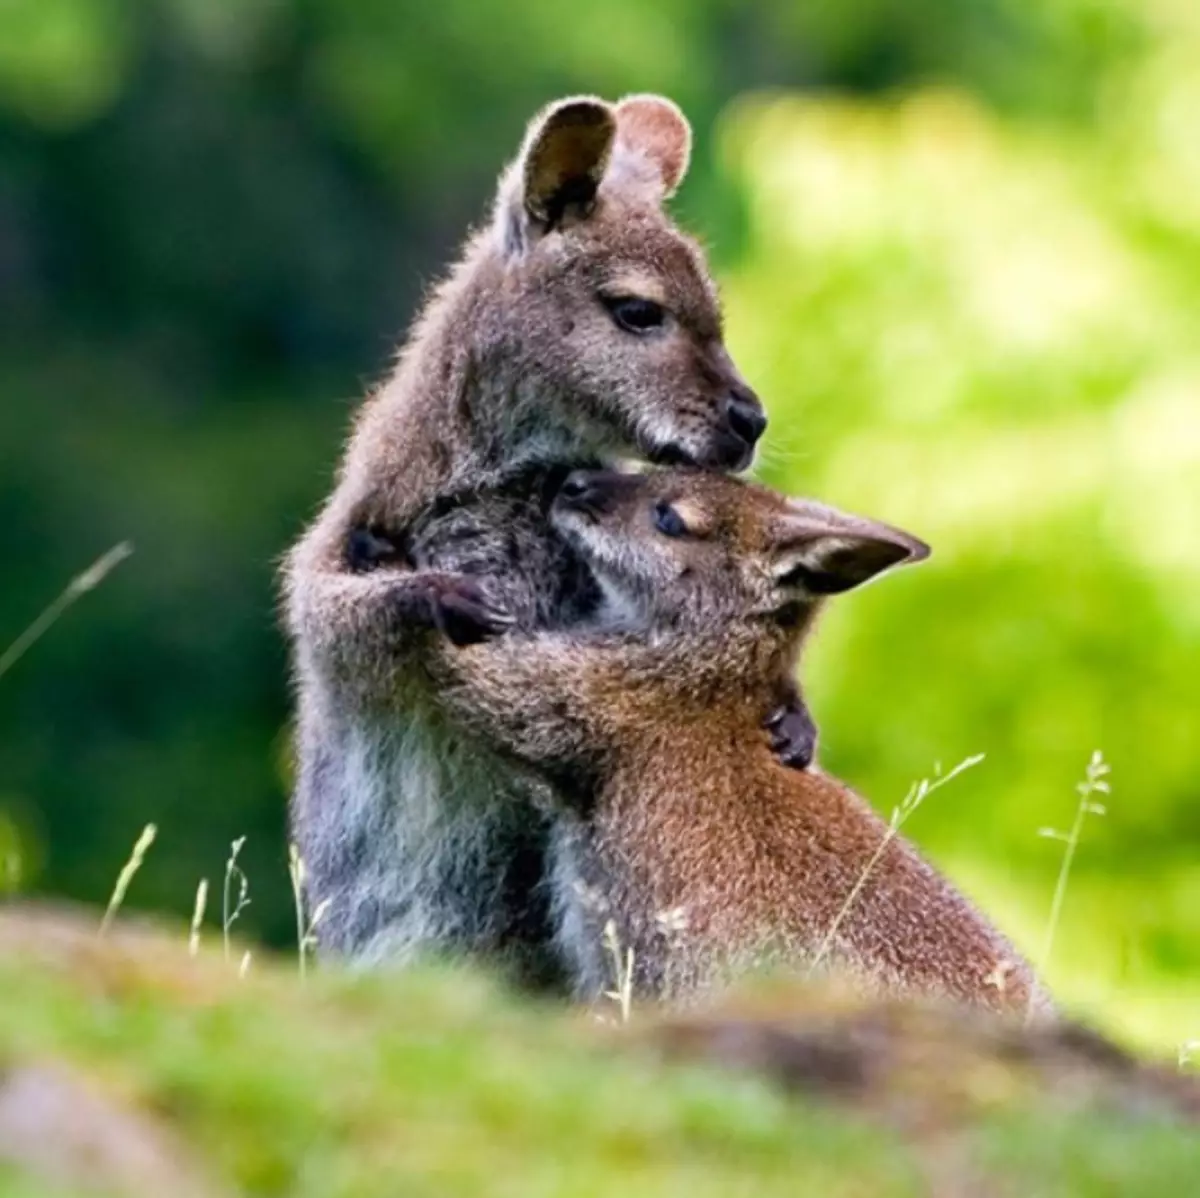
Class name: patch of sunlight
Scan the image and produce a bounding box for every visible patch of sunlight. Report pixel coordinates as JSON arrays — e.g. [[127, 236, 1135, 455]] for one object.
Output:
[[1068, 979, 1200, 1057], [960, 217, 1135, 353], [1141, 0, 1200, 39], [0, 0, 136, 129], [816, 370, 1200, 581], [1114, 47, 1200, 224], [1104, 375, 1200, 600], [723, 90, 1152, 355]]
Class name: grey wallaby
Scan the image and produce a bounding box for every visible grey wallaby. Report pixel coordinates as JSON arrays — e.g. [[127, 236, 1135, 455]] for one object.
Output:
[[282, 95, 812, 985]]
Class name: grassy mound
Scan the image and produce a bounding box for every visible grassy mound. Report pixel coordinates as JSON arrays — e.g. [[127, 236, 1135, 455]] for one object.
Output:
[[0, 906, 1196, 1197]]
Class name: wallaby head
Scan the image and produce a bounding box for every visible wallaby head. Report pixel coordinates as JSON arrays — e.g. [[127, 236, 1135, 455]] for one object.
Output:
[[551, 468, 930, 633], [482, 95, 764, 471]]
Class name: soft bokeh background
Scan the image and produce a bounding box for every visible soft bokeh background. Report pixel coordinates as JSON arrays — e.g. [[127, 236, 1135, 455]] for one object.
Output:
[[0, 0, 1196, 1049]]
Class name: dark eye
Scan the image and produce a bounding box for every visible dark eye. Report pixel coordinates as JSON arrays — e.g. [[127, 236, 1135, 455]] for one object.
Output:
[[653, 502, 687, 538], [604, 295, 667, 334]]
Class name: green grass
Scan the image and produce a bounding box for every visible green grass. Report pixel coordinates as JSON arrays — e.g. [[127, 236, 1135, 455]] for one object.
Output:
[[0, 909, 1196, 1197]]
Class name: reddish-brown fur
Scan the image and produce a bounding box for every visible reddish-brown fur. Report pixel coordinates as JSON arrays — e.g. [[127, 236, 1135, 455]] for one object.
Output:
[[434, 469, 1048, 1014]]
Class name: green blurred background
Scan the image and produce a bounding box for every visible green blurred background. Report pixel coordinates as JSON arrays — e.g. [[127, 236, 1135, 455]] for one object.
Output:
[[0, 0, 1195, 1049]]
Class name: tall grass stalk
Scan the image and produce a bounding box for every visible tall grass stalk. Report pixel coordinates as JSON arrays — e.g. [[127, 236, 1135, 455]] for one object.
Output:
[[222, 837, 251, 963], [1027, 750, 1109, 1023], [0, 543, 133, 685], [189, 879, 208, 956], [288, 844, 330, 982], [602, 920, 635, 1025], [99, 823, 157, 935], [807, 753, 985, 979]]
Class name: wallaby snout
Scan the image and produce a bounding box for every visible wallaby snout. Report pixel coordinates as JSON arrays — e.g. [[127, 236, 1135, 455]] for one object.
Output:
[[719, 390, 768, 466], [644, 388, 767, 472], [682, 347, 767, 471]]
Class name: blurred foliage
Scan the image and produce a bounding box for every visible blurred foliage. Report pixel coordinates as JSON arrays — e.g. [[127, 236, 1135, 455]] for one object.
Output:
[[721, 7, 1200, 1044], [0, 0, 1196, 1047], [2, 912, 1198, 1196]]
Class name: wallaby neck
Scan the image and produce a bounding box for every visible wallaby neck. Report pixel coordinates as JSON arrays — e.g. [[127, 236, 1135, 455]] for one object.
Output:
[[387, 242, 602, 487], [656, 618, 799, 700], [606, 623, 798, 769]]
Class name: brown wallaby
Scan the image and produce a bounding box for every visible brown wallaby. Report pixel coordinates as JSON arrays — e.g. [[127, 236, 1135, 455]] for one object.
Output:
[[430, 469, 1047, 1014], [282, 95, 813, 984]]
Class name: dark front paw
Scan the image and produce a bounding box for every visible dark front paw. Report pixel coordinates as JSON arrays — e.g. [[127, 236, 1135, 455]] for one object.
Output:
[[428, 577, 514, 647], [765, 699, 817, 770]]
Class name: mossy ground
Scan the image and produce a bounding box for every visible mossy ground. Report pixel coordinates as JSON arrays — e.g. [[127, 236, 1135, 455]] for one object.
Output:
[[0, 908, 1196, 1197]]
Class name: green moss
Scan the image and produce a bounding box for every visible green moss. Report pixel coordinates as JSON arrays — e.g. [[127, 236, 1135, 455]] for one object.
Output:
[[0, 916, 1196, 1197]]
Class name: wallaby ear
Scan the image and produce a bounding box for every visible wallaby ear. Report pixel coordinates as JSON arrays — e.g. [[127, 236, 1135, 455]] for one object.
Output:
[[772, 504, 930, 596], [609, 94, 692, 201], [499, 96, 616, 248]]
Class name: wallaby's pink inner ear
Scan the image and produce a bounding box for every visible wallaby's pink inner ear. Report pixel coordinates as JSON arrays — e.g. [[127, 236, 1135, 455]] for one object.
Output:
[[520, 97, 616, 227], [611, 94, 692, 200]]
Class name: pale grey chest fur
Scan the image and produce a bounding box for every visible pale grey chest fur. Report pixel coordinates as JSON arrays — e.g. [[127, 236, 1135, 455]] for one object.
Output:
[[291, 467, 598, 988], [293, 692, 552, 968]]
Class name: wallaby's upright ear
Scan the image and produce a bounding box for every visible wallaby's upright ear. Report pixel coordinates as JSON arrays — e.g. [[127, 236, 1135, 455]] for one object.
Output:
[[609, 94, 692, 202], [771, 502, 930, 596], [498, 96, 616, 251]]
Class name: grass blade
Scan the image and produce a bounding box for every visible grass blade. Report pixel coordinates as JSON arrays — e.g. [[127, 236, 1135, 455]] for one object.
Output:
[[0, 543, 133, 684]]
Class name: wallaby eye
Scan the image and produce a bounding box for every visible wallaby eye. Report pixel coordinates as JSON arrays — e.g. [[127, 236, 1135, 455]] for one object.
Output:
[[653, 501, 688, 538], [603, 295, 667, 334]]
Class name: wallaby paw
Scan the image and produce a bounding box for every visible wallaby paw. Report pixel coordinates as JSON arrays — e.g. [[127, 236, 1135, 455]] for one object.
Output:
[[430, 577, 515, 646], [765, 702, 817, 771]]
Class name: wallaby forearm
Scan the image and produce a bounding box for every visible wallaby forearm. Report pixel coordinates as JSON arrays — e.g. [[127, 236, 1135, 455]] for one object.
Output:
[[284, 495, 458, 693], [433, 634, 620, 766]]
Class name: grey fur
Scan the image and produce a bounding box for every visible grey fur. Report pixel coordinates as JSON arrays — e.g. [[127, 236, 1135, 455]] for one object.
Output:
[[283, 95, 765, 985]]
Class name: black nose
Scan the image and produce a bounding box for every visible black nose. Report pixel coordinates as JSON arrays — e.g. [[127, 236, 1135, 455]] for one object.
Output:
[[723, 394, 767, 449]]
